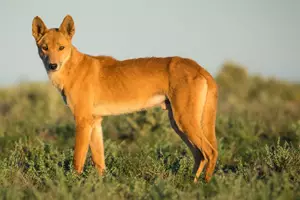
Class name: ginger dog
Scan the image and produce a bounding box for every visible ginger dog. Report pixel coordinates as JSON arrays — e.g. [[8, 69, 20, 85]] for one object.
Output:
[[32, 15, 218, 183]]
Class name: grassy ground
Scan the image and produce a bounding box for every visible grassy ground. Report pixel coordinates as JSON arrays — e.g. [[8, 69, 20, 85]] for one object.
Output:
[[0, 63, 299, 200]]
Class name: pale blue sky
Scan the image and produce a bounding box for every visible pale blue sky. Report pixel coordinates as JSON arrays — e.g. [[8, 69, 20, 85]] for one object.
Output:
[[0, 0, 299, 86]]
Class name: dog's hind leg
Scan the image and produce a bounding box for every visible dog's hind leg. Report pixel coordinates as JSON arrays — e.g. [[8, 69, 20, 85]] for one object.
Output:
[[168, 76, 217, 182], [166, 100, 202, 175]]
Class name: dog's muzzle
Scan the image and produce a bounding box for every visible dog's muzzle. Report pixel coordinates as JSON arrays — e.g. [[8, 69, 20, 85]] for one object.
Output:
[[48, 63, 58, 70]]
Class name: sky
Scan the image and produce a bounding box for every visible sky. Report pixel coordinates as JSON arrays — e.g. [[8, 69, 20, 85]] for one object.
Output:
[[0, 0, 299, 86]]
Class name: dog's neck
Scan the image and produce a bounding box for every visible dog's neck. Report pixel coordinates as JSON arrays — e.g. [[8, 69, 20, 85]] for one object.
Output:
[[48, 46, 84, 92]]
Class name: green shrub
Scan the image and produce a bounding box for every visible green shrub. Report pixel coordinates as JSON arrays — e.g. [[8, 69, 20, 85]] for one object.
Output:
[[0, 62, 300, 199]]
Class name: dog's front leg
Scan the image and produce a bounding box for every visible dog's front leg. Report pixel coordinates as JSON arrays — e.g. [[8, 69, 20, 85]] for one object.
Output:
[[74, 116, 93, 174], [90, 117, 106, 175]]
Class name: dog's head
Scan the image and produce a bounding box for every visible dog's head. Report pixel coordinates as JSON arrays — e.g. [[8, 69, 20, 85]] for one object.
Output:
[[32, 15, 75, 72]]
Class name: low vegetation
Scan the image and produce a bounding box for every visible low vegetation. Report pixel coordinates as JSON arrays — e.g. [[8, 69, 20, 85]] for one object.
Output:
[[0, 62, 299, 199]]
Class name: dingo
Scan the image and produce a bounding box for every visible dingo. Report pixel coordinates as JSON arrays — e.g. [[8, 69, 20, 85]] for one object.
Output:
[[32, 15, 218, 182]]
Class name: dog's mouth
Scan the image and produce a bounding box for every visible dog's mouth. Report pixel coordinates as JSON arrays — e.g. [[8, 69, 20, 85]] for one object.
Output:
[[46, 66, 60, 72], [48, 67, 61, 73]]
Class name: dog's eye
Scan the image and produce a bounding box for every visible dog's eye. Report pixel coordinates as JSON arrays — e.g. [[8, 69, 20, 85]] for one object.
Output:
[[59, 46, 65, 51], [42, 45, 48, 51]]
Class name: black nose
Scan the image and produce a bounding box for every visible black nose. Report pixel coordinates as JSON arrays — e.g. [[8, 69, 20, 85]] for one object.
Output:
[[49, 63, 58, 70]]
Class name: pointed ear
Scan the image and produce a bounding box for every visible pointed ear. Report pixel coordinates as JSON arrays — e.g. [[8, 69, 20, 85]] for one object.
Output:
[[59, 15, 75, 39], [32, 16, 48, 42]]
